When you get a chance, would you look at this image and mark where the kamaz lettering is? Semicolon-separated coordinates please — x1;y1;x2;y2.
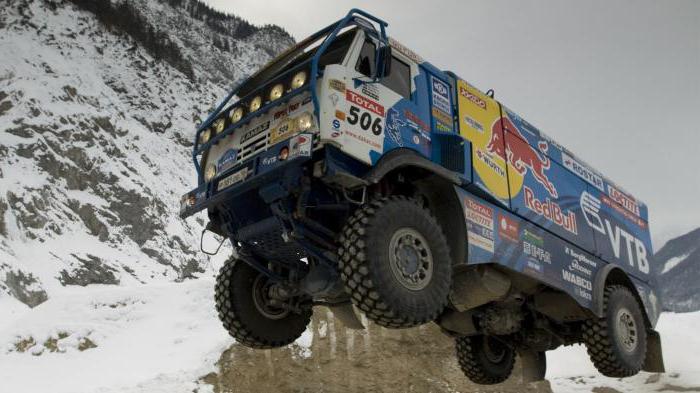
181;9;663;386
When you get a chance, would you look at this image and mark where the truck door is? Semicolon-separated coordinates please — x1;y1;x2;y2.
339;34;431;164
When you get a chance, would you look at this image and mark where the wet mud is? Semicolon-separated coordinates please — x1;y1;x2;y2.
202;308;554;393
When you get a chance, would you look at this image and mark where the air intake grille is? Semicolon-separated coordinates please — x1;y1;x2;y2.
433;133;465;173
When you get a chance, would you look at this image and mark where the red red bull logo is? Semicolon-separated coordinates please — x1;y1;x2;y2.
486;117;558;198
524;186;577;235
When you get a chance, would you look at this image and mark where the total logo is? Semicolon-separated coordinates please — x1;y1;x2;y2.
580;191;650;274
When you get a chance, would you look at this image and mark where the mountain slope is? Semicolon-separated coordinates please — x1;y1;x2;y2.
653;227;700;312
0;0;293;307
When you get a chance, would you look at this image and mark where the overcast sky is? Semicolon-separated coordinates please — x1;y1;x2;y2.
203;0;699;247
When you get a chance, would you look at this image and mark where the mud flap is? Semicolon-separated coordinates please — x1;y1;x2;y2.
518;349;547;383
329;303;365;330
643;329;665;373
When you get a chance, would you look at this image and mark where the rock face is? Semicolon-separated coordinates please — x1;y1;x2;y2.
653;227;700;312
0;0;294;306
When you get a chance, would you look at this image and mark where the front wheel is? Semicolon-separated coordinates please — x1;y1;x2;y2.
583;285;647;377
337;196;452;328
214;257;312;349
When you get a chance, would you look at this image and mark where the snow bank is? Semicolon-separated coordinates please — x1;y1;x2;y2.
0;279;232;393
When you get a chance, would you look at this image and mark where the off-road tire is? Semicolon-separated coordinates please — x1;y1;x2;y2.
214;258;312;349
337;196;452;328
583;285;647;377
456;335;515;385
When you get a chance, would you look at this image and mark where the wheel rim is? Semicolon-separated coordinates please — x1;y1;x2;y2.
388;227;434;291
615;307;638;352
252;275;290;320
483;337;507;364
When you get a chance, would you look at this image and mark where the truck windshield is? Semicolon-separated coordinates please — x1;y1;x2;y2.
237;28;357;98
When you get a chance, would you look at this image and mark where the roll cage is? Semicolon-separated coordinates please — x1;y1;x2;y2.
191;9;391;184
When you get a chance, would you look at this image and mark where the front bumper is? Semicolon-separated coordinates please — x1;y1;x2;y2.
179;133;316;218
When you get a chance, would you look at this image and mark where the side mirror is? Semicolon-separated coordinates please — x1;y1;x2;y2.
376;44;392;78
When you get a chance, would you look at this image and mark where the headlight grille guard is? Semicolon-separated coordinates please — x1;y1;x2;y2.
191;8;389;185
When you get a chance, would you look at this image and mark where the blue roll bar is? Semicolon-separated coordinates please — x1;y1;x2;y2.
191;9;389;184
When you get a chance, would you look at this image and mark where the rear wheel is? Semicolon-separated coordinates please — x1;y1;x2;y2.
456;335;515;385
337;196;452;328
583;285;647;377
214;257;312;349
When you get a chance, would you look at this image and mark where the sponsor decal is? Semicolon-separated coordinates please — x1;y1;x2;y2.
289;134;312;158
476;148;506;177
329;78;345;92
562;152;604;191
216;149;238;173
240;121;270;143
465;198;495;253
526;260;543;273
404;110;429;131
217;167;248;191
329;93;340;107
562;270;592;292
565;246;597;271
601;194;646;228
498;214;519;243
523;229;552;264
385;108;404;147
435;122;452;132
274;109;288;120
459;85;487;110
487;117;558;198
270;120;294;145
331;131;340;138
287;102;301;114
344;129;382;150
261;156;278;166
346;90;384;117
431;107;452;127
580;192;649;273
273;101;303;121
523;186;578;235
388;37;424;63
431;76;452;114
606;184;641;217
464;116;483;133
332;119;340;130
360;84;380;101
335;110;345;121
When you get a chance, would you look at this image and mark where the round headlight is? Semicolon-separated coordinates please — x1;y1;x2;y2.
229;107;244;123
269;84;284;101
199;128;211;144
297;112;313;131
213;118;226;135
291;71;306;89
249;96;262;112
204;164;217;182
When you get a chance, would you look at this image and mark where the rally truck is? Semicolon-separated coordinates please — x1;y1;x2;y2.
180;9;664;384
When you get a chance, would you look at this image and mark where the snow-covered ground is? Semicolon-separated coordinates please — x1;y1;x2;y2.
1;277;699;393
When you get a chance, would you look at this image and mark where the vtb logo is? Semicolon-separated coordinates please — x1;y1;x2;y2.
486;117;558;198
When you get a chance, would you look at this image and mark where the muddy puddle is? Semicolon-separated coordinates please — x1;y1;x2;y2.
202;307;554;393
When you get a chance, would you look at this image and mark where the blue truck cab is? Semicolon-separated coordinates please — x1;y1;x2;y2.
181;9;663;384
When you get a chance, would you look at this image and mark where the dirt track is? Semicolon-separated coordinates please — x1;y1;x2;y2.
202;307;554;393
